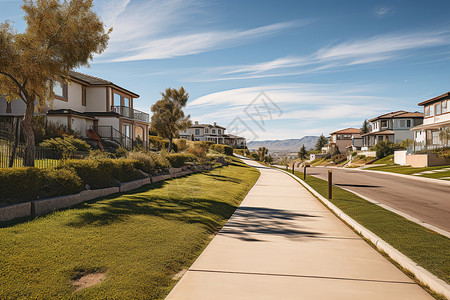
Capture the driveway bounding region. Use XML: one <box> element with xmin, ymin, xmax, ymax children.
<box><xmin>301</xmin><ymin>166</ymin><xmax>450</xmax><ymax>232</ymax></box>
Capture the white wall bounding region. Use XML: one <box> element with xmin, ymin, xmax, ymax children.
<box><xmin>52</xmin><ymin>81</ymin><xmax>85</xmax><ymax>112</ymax></box>
<box><xmin>97</xmin><ymin>116</ymin><xmax>120</xmax><ymax>130</ymax></box>
<box><xmin>71</xmin><ymin>117</ymin><xmax>88</xmax><ymax>137</ymax></box>
<box><xmin>394</xmin><ymin>150</ymin><xmax>407</xmax><ymax>165</ymax></box>
<box><xmin>86</xmin><ymin>87</ymin><xmax>108</xmax><ymax>112</ymax></box>
<box><xmin>414</xmin><ymin>130</ymin><xmax>426</xmax><ymax>144</ymax></box>
<box><xmin>47</xmin><ymin>115</ymin><xmax>68</xmax><ymax>128</ymax></box>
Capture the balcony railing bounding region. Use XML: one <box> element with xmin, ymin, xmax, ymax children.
<box><xmin>111</xmin><ymin>106</ymin><xmax>149</xmax><ymax>123</ymax></box>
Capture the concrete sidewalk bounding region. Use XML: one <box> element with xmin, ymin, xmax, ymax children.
<box><xmin>166</xmin><ymin>158</ymin><xmax>432</xmax><ymax>299</ymax></box>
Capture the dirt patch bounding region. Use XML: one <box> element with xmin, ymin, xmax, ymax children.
<box><xmin>72</xmin><ymin>269</ymin><xmax>107</xmax><ymax>291</ymax></box>
<box><xmin>171</xmin><ymin>269</ymin><xmax>188</xmax><ymax>280</ymax></box>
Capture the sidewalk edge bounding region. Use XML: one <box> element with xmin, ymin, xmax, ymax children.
<box><xmin>278</xmin><ymin>168</ymin><xmax>450</xmax><ymax>299</ymax></box>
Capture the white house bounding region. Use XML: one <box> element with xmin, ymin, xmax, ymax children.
<box><xmin>411</xmin><ymin>92</ymin><xmax>450</xmax><ymax>150</ymax></box>
<box><xmin>0</xmin><ymin>71</ymin><xmax>150</xmax><ymax>149</ymax></box>
<box><xmin>361</xmin><ymin>111</ymin><xmax>423</xmax><ymax>150</ymax></box>
<box><xmin>179</xmin><ymin>121</ymin><xmax>246</xmax><ymax>148</ymax></box>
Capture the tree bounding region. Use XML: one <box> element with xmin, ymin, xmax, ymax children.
<box><xmin>298</xmin><ymin>144</ymin><xmax>308</xmax><ymax>160</ymax></box>
<box><xmin>257</xmin><ymin>147</ymin><xmax>268</xmax><ymax>162</ymax></box>
<box><xmin>361</xmin><ymin>119</ymin><xmax>371</xmax><ymax>134</ymax></box>
<box><xmin>150</xmin><ymin>87</ymin><xmax>192</xmax><ymax>152</ymax></box>
<box><xmin>373</xmin><ymin>140</ymin><xmax>395</xmax><ymax>158</ymax></box>
<box><xmin>0</xmin><ymin>0</ymin><xmax>110</xmax><ymax>166</ymax></box>
<box><xmin>315</xmin><ymin>134</ymin><xmax>328</xmax><ymax>151</ymax></box>
<box><xmin>439</xmin><ymin>127</ymin><xmax>450</xmax><ymax>146</ymax></box>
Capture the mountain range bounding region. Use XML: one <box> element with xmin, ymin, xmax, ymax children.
<box><xmin>247</xmin><ymin>136</ymin><xmax>319</xmax><ymax>152</ymax></box>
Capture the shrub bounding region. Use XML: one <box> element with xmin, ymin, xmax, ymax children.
<box><xmin>351</xmin><ymin>151</ymin><xmax>357</xmax><ymax>157</ymax></box>
<box><xmin>357</xmin><ymin>155</ymin><xmax>366</xmax><ymax>159</ymax></box>
<box><xmin>250</xmin><ymin>153</ymin><xmax>259</xmax><ymax>160</ymax></box>
<box><xmin>331</xmin><ymin>154</ymin><xmax>347</xmax><ymax>164</ymax></box>
<box><xmin>0</xmin><ymin>167</ymin><xmax>82</xmax><ymax>204</ymax></box>
<box><xmin>211</xmin><ymin>144</ymin><xmax>233</xmax><ymax>156</ymax></box>
<box><xmin>373</xmin><ymin>140</ymin><xmax>395</xmax><ymax>158</ymax></box>
<box><xmin>233</xmin><ymin>149</ymin><xmax>250</xmax><ymax>156</ymax></box>
<box><xmin>166</xmin><ymin>153</ymin><xmax>198</xmax><ymax>168</ymax></box>
<box><xmin>174</xmin><ymin>139</ymin><xmax>188</xmax><ymax>152</ymax></box>
<box><xmin>128</xmin><ymin>151</ymin><xmax>170</xmax><ymax>173</ymax></box>
<box><xmin>89</xmin><ymin>149</ymin><xmax>113</xmax><ymax>159</ymax></box>
<box><xmin>108</xmin><ymin>159</ymin><xmax>143</xmax><ymax>183</ymax></box>
<box><xmin>149</xmin><ymin>135</ymin><xmax>178</xmax><ymax>151</ymax></box>
<box><xmin>114</xmin><ymin>147</ymin><xmax>128</xmax><ymax>158</ymax></box>
<box><xmin>40</xmin><ymin>135</ymin><xmax>91</xmax><ymax>159</ymax></box>
<box><xmin>194</xmin><ymin>141</ymin><xmax>214</xmax><ymax>149</ymax></box>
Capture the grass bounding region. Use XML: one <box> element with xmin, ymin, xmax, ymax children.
<box><xmin>0</xmin><ymin>157</ymin><xmax>260</xmax><ymax>299</ymax></box>
<box><xmin>372</xmin><ymin>154</ymin><xmax>395</xmax><ymax>165</ymax></box>
<box><xmin>365</xmin><ymin>164</ymin><xmax>450</xmax><ymax>179</ymax></box>
<box><xmin>276</xmin><ymin>167</ymin><xmax>450</xmax><ymax>286</ymax></box>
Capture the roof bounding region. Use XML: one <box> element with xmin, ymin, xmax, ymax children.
<box><xmin>418</xmin><ymin>92</ymin><xmax>450</xmax><ymax>106</ymax></box>
<box><xmin>410</xmin><ymin>119</ymin><xmax>450</xmax><ymax>131</ymax></box>
<box><xmin>361</xmin><ymin>130</ymin><xmax>395</xmax><ymax>136</ymax></box>
<box><xmin>68</xmin><ymin>71</ymin><xmax>140</xmax><ymax>98</ymax></box>
<box><xmin>368</xmin><ymin>110</ymin><xmax>423</xmax><ymax>122</ymax></box>
<box><xmin>191</xmin><ymin>123</ymin><xmax>226</xmax><ymax>130</ymax></box>
<box><xmin>224</xmin><ymin>134</ymin><xmax>245</xmax><ymax>139</ymax></box>
<box><xmin>330</xmin><ymin>128</ymin><xmax>361</xmax><ymax>135</ymax></box>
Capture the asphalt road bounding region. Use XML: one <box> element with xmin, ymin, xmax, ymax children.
<box><xmin>299</xmin><ymin>166</ymin><xmax>450</xmax><ymax>233</ymax></box>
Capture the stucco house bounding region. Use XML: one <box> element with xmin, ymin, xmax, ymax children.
<box><xmin>411</xmin><ymin>92</ymin><xmax>450</xmax><ymax>150</ymax></box>
<box><xmin>325</xmin><ymin>128</ymin><xmax>361</xmax><ymax>154</ymax></box>
<box><xmin>0</xmin><ymin>71</ymin><xmax>149</xmax><ymax>149</ymax></box>
<box><xmin>179</xmin><ymin>121</ymin><xmax>246</xmax><ymax>148</ymax></box>
<box><xmin>361</xmin><ymin>111</ymin><xmax>423</xmax><ymax>150</ymax></box>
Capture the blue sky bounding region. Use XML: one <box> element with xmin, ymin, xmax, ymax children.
<box><xmin>1</xmin><ymin>0</ymin><xmax>450</xmax><ymax>140</ymax></box>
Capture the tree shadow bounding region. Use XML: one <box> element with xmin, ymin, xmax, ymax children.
<box><xmin>218</xmin><ymin>206</ymin><xmax>322</xmax><ymax>242</ymax></box>
<box><xmin>204</xmin><ymin>173</ymin><xmax>241</xmax><ymax>184</ymax></box>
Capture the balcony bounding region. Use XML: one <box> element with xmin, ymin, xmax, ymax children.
<box><xmin>111</xmin><ymin>106</ymin><xmax>149</xmax><ymax>123</ymax></box>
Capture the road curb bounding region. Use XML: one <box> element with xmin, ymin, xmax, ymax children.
<box><xmin>277</xmin><ymin>168</ymin><xmax>450</xmax><ymax>299</ymax></box>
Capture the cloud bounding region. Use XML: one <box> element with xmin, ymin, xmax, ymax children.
<box><xmin>93</xmin><ymin>0</ymin><xmax>305</xmax><ymax>61</ymax></box>
<box><xmin>186</xmin><ymin>29</ymin><xmax>450</xmax><ymax>82</ymax></box>
<box><xmin>375</xmin><ymin>6</ymin><xmax>394</xmax><ymax>18</ymax></box>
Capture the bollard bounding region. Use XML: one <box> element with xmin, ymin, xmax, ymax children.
<box><xmin>328</xmin><ymin>170</ymin><xmax>332</xmax><ymax>199</ymax></box>
<box><xmin>286</xmin><ymin>165</ymin><xmax>288</xmax><ymax>171</ymax></box>
<box><xmin>292</xmin><ymin>164</ymin><xmax>294</xmax><ymax>174</ymax></box>
<box><xmin>303</xmin><ymin>166</ymin><xmax>306</xmax><ymax>181</ymax></box>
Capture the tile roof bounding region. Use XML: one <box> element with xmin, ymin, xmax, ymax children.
<box><xmin>191</xmin><ymin>123</ymin><xmax>226</xmax><ymax>130</ymax></box>
<box><xmin>369</xmin><ymin>110</ymin><xmax>423</xmax><ymax>122</ymax></box>
<box><xmin>361</xmin><ymin>130</ymin><xmax>395</xmax><ymax>136</ymax></box>
<box><xmin>330</xmin><ymin>128</ymin><xmax>361</xmax><ymax>135</ymax></box>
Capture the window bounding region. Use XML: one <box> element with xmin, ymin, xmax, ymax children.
<box><xmin>425</xmin><ymin>106</ymin><xmax>430</xmax><ymax>117</ymax></box>
<box><xmin>124</xmin><ymin>97</ymin><xmax>130</xmax><ymax>107</ymax></box>
<box><xmin>430</xmin><ymin>105</ymin><xmax>434</xmax><ymax>116</ymax></box>
<box><xmin>53</xmin><ymin>81</ymin><xmax>67</xmax><ymax>100</ymax></box>
<box><xmin>407</xmin><ymin>120</ymin><xmax>411</xmax><ymax>127</ymax></box>
<box><xmin>82</xmin><ymin>86</ymin><xmax>87</xmax><ymax>106</ymax></box>
<box><xmin>381</xmin><ymin>120</ymin><xmax>388</xmax><ymax>128</ymax></box>
<box><xmin>195</xmin><ymin>129</ymin><xmax>200</xmax><ymax>135</ymax></box>
<box><xmin>114</xmin><ymin>93</ymin><xmax>121</xmax><ymax>106</ymax></box>
<box><xmin>218</xmin><ymin>129</ymin><xmax>222</xmax><ymax>134</ymax></box>
<box><xmin>212</xmin><ymin>129</ymin><xmax>216</xmax><ymax>134</ymax></box>
<box><xmin>442</xmin><ymin>100</ymin><xmax>448</xmax><ymax>112</ymax></box>
<box><xmin>204</xmin><ymin>128</ymin><xmax>209</xmax><ymax>133</ymax></box>
<box><xmin>435</xmin><ymin>102</ymin><xmax>442</xmax><ymax>115</ymax></box>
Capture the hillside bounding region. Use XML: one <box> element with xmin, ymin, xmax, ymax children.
<box><xmin>247</xmin><ymin>136</ymin><xmax>319</xmax><ymax>152</ymax></box>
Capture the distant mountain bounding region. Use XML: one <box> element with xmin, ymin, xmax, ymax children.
<box><xmin>247</xmin><ymin>136</ymin><xmax>319</xmax><ymax>152</ymax></box>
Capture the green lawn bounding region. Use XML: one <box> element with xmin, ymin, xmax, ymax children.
<box><xmin>277</xmin><ymin>167</ymin><xmax>450</xmax><ymax>289</ymax></box>
<box><xmin>365</xmin><ymin>164</ymin><xmax>450</xmax><ymax>179</ymax></box>
<box><xmin>372</xmin><ymin>154</ymin><xmax>395</xmax><ymax>165</ymax></box>
<box><xmin>0</xmin><ymin>158</ymin><xmax>260</xmax><ymax>299</ymax></box>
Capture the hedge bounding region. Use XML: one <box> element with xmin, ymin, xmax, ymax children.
<box><xmin>149</xmin><ymin>135</ymin><xmax>178</xmax><ymax>151</ymax></box>
<box><xmin>128</xmin><ymin>151</ymin><xmax>170</xmax><ymax>173</ymax></box>
<box><xmin>166</xmin><ymin>153</ymin><xmax>198</xmax><ymax>168</ymax></box>
<box><xmin>211</xmin><ymin>144</ymin><xmax>233</xmax><ymax>156</ymax></box>
<box><xmin>59</xmin><ymin>159</ymin><xmax>143</xmax><ymax>189</ymax></box>
<box><xmin>0</xmin><ymin>167</ymin><xmax>82</xmax><ymax>204</ymax></box>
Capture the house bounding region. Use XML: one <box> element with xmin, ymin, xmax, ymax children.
<box><xmin>179</xmin><ymin>121</ymin><xmax>246</xmax><ymax>148</ymax></box>
<box><xmin>326</xmin><ymin>128</ymin><xmax>361</xmax><ymax>154</ymax></box>
<box><xmin>0</xmin><ymin>71</ymin><xmax>149</xmax><ymax>149</ymax></box>
<box><xmin>361</xmin><ymin>111</ymin><xmax>423</xmax><ymax>150</ymax></box>
<box><xmin>411</xmin><ymin>92</ymin><xmax>450</xmax><ymax>151</ymax></box>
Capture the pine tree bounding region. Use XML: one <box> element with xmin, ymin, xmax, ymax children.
<box><xmin>315</xmin><ymin>134</ymin><xmax>328</xmax><ymax>151</ymax></box>
<box><xmin>298</xmin><ymin>144</ymin><xmax>308</xmax><ymax>160</ymax></box>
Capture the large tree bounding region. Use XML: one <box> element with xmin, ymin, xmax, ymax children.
<box><xmin>257</xmin><ymin>146</ymin><xmax>268</xmax><ymax>162</ymax></box>
<box><xmin>0</xmin><ymin>0</ymin><xmax>110</xmax><ymax>166</ymax></box>
<box><xmin>298</xmin><ymin>144</ymin><xmax>308</xmax><ymax>160</ymax></box>
<box><xmin>361</xmin><ymin>119</ymin><xmax>371</xmax><ymax>134</ymax></box>
<box><xmin>150</xmin><ymin>87</ymin><xmax>192</xmax><ymax>152</ymax></box>
<box><xmin>315</xmin><ymin>134</ymin><xmax>328</xmax><ymax>151</ymax></box>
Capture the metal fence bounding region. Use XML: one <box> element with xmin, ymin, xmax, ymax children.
<box><xmin>0</xmin><ymin>142</ymin><xmax>86</xmax><ymax>168</ymax></box>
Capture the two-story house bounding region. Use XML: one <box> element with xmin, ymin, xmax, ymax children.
<box><xmin>179</xmin><ymin>121</ymin><xmax>246</xmax><ymax>148</ymax></box>
<box><xmin>361</xmin><ymin>111</ymin><xmax>423</xmax><ymax>150</ymax></box>
<box><xmin>0</xmin><ymin>71</ymin><xmax>149</xmax><ymax>149</ymax></box>
<box><xmin>411</xmin><ymin>92</ymin><xmax>450</xmax><ymax>150</ymax></box>
<box><xmin>325</xmin><ymin>128</ymin><xmax>361</xmax><ymax>154</ymax></box>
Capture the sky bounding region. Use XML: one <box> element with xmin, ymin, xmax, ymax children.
<box><xmin>1</xmin><ymin>0</ymin><xmax>450</xmax><ymax>141</ymax></box>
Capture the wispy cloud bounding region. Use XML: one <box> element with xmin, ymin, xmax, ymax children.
<box><xmin>375</xmin><ymin>6</ymin><xmax>394</xmax><ymax>18</ymax></box>
<box><xmin>94</xmin><ymin>0</ymin><xmax>305</xmax><ymax>62</ymax></box>
<box><xmin>186</xmin><ymin>29</ymin><xmax>450</xmax><ymax>82</ymax></box>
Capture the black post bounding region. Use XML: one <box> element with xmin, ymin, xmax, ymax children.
<box><xmin>303</xmin><ymin>166</ymin><xmax>306</xmax><ymax>181</ymax></box>
<box><xmin>285</xmin><ymin>165</ymin><xmax>288</xmax><ymax>171</ymax></box>
<box><xmin>291</xmin><ymin>163</ymin><xmax>294</xmax><ymax>174</ymax></box>
<box><xmin>328</xmin><ymin>170</ymin><xmax>332</xmax><ymax>199</ymax></box>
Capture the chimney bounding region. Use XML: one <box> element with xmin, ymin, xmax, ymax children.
<box><xmin>214</xmin><ymin>122</ymin><xmax>217</xmax><ymax>126</ymax></box>
<box><xmin>195</xmin><ymin>121</ymin><xmax>198</xmax><ymax>125</ymax></box>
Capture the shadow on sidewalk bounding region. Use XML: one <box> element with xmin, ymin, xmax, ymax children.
<box><xmin>219</xmin><ymin>206</ymin><xmax>322</xmax><ymax>242</ymax></box>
